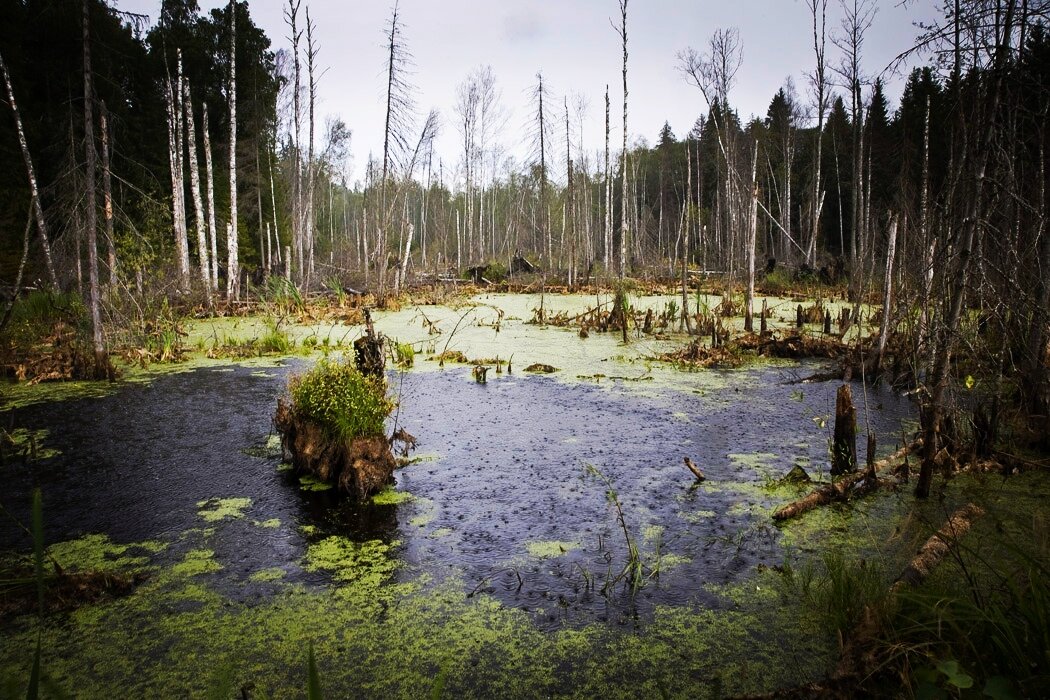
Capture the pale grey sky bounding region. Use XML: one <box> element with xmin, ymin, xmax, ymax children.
<box><xmin>120</xmin><ymin>0</ymin><xmax>940</xmax><ymax>185</ymax></box>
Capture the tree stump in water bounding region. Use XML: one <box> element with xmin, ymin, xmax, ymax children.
<box><xmin>796</xmin><ymin>304</ymin><xmax>804</xmax><ymax>329</ymax></box>
<box><xmin>354</xmin><ymin>309</ymin><xmax>385</xmax><ymax>378</ymax></box>
<box><xmin>274</xmin><ymin>399</ymin><xmax>395</xmax><ymax>500</ymax></box>
<box><xmin>831</xmin><ymin>384</ymin><xmax>858</xmax><ymax>476</ymax></box>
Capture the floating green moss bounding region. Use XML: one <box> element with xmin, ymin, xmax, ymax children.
<box><xmin>526</xmin><ymin>541</ymin><xmax>580</xmax><ymax>559</ymax></box>
<box><xmin>248</xmin><ymin>568</ymin><xmax>287</xmax><ymax>583</ymax></box>
<box><xmin>372</xmin><ymin>487</ymin><xmax>414</xmax><ymax>505</ymax></box>
<box><xmin>298</xmin><ymin>475</ymin><xmax>333</xmax><ymax>492</ymax></box>
<box><xmin>255</xmin><ymin>519</ymin><xmax>281</xmax><ymax>529</ymax></box>
<box><xmin>44</xmin><ymin>534</ymin><xmax>166</xmax><ymax>573</ymax></box>
<box><xmin>196</xmin><ymin>498</ymin><xmax>252</xmax><ymax>522</ymax></box>
<box><xmin>170</xmin><ymin>549</ymin><xmax>221</xmax><ymax>578</ymax></box>
<box><xmin>303</xmin><ymin>536</ymin><xmax>400</xmax><ymax>591</ymax></box>
<box><xmin>1</xmin><ymin>428</ymin><xmax>61</xmax><ymax>460</ymax></box>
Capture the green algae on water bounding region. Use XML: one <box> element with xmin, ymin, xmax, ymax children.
<box><xmin>196</xmin><ymin>497</ymin><xmax>252</xmax><ymax>522</ymax></box>
<box><xmin>170</xmin><ymin>549</ymin><xmax>222</xmax><ymax>578</ymax></box>
<box><xmin>1</xmin><ymin>427</ymin><xmax>61</xmax><ymax>460</ymax></box>
<box><xmin>372</xmin><ymin>486</ymin><xmax>414</xmax><ymax>505</ymax></box>
<box><xmin>298</xmin><ymin>474</ymin><xmax>333</xmax><ymax>492</ymax></box>
<box><xmin>303</xmin><ymin>536</ymin><xmax>399</xmax><ymax>588</ymax></box>
<box><xmin>526</xmin><ymin>540</ymin><xmax>580</xmax><ymax>559</ymax></box>
<box><xmin>255</xmin><ymin>519</ymin><xmax>281</xmax><ymax>529</ymax></box>
<box><xmin>44</xmin><ymin>534</ymin><xmax>167</xmax><ymax>573</ymax></box>
<box><xmin>248</xmin><ymin>567</ymin><xmax>287</xmax><ymax>583</ymax></box>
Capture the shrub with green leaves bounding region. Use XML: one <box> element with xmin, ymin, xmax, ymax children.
<box><xmin>289</xmin><ymin>358</ymin><xmax>393</xmax><ymax>442</ymax></box>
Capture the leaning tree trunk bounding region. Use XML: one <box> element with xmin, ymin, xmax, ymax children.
<box><xmin>876</xmin><ymin>215</ymin><xmax>898</xmax><ymax>374</ymax></box>
<box><xmin>0</xmin><ymin>50</ymin><xmax>59</xmax><ymax>289</ymax></box>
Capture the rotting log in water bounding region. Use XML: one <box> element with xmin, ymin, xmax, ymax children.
<box><xmin>274</xmin><ymin>399</ymin><xmax>396</xmax><ymax>500</ymax></box>
<box><xmin>891</xmin><ymin>503</ymin><xmax>986</xmax><ymax>593</ymax></box>
<box><xmin>683</xmin><ymin>456</ymin><xmax>706</xmax><ymax>482</ymax></box>
<box><xmin>772</xmin><ymin>441</ymin><xmax>920</xmax><ymax>522</ymax></box>
<box><xmin>831</xmin><ymin>385</ymin><xmax>857</xmax><ymax>476</ymax></box>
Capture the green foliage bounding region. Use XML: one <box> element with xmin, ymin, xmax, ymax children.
<box><xmin>483</xmin><ymin>262</ymin><xmax>508</xmax><ymax>283</ymax></box>
<box><xmin>762</xmin><ymin>266</ymin><xmax>795</xmax><ymax>295</ymax></box>
<box><xmin>257</xmin><ymin>321</ymin><xmax>294</xmax><ymax>354</ymax></box>
<box><xmin>4</xmin><ymin>292</ymin><xmax>87</xmax><ymax>347</ymax></box>
<box><xmin>264</xmin><ymin>276</ymin><xmax>305</xmax><ymax>315</ymax></box>
<box><xmin>307</xmin><ymin>642</ymin><xmax>323</xmax><ymax>700</ymax></box>
<box><xmin>781</xmin><ymin>550</ymin><xmax>888</xmax><ymax>637</ymax></box>
<box><xmin>289</xmin><ymin>358</ymin><xmax>393</xmax><ymax>442</ymax></box>
<box><xmin>393</xmin><ymin>341</ymin><xmax>415</xmax><ymax>368</ymax></box>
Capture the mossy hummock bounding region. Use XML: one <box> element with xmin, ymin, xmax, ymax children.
<box><xmin>275</xmin><ymin>357</ymin><xmax>396</xmax><ymax>499</ymax></box>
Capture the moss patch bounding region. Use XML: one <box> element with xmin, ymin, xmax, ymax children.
<box><xmin>526</xmin><ymin>541</ymin><xmax>580</xmax><ymax>559</ymax></box>
<box><xmin>196</xmin><ymin>498</ymin><xmax>252</xmax><ymax>522</ymax></box>
<box><xmin>372</xmin><ymin>487</ymin><xmax>414</xmax><ymax>506</ymax></box>
<box><xmin>303</xmin><ymin>536</ymin><xmax>400</xmax><ymax>588</ymax></box>
<box><xmin>1</xmin><ymin>428</ymin><xmax>61</xmax><ymax>460</ymax></box>
<box><xmin>170</xmin><ymin>549</ymin><xmax>221</xmax><ymax>578</ymax></box>
<box><xmin>248</xmin><ymin>568</ymin><xmax>287</xmax><ymax>583</ymax></box>
<box><xmin>298</xmin><ymin>474</ymin><xmax>333</xmax><ymax>492</ymax></box>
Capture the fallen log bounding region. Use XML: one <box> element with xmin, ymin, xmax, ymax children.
<box><xmin>772</xmin><ymin>441</ymin><xmax>920</xmax><ymax>522</ymax></box>
<box><xmin>891</xmin><ymin>503</ymin><xmax>986</xmax><ymax>592</ymax></box>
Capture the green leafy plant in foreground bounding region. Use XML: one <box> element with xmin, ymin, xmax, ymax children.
<box><xmin>289</xmin><ymin>358</ymin><xmax>393</xmax><ymax>442</ymax></box>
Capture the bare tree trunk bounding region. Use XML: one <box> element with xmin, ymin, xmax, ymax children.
<box><xmin>99</xmin><ymin>101</ymin><xmax>117</xmax><ymax>286</ymax></box>
<box><xmin>165</xmin><ymin>57</ymin><xmax>190</xmax><ymax>292</ymax></box>
<box><xmin>876</xmin><ymin>215</ymin><xmax>898</xmax><ymax>373</ymax></box>
<box><xmin>82</xmin><ymin>0</ymin><xmax>103</xmax><ymax>362</ymax></box>
<box><xmin>268</xmin><ymin>146</ymin><xmax>281</xmax><ymax>268</ymax></box>
<box><xmin>604</xmin><ymin>85</ymin><xmax>612</xmax><ymax>274</ymax></box>
<box><xmin>0</xmin><ymin>51</ymin><xmax>59</xmax><ymax>289</ymax></box>
<box><xmin>618</xmin><ymin>0</ymin><xmax>629</xmax><ymax>282</ymax></box>
<box><xmin>305</xmin><ymin>8</ymin><xmax>318</xmax><ymax>288</ymax></box>
<box><xmin>227</xmin><ymin>0</ymin><xmax>239</xmax><ymax>301</ymax></box>
<box><xmin>745</xmin><ymin>140</ymin><xmax>759</xmax><ymax>332</ymax></box>
<box><xmin>286</xmin><ymin>0</ymin><xmax>303</xmax><ymax>283</ymax></box>
<box><xmin>0</xmin><ymin>202</ymin><xmax>34</xmax><ymax>333</ymax></box>
<box><xmin>202</xmin><ymin>106</ymin><xmax>219</xmax><ymax>291</ymax></box>
<box><xmin>183</xmin><ymin>80</ymin><xmax>212</xmax><ymax>307</ymax></box>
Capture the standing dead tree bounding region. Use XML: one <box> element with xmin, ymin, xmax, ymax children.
<box><xmin>377</xmin><ymin>0</ymin><xmax>416</xmax><ymax>294</ymax></box>
<box><xmin>803</xmin><ymin>0</ymin><xmax>830</xmax><ymax>266</ymax></box>
<box><xmin>0</xmin><ymin>51</ymin><xmax>60</xmax><ymax>289</ymax></box>
<box><xmin>226</xmin><ymin>0</ymin><xmax>240</xmax><ymax>301</ymax></box>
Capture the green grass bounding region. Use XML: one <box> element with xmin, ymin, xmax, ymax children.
<box><xmin>289</xmin><ymin>358</ymin><xmax>393</xmax><ymax>442</ymax></box>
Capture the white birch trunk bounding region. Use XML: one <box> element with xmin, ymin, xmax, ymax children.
<box><xmin>226</xmin><ymin>1</ymin><xmax>239</xmax><ymax>300</ymax></box>
<box><xmin>203</xmin><ymin>106</ymin><xmax>219</xmax><ymax>291</ymax></box>
<box><xmin>183</xmin><ymin>80</ymin><xmax>212</xmax><ymax>306</ymax></box>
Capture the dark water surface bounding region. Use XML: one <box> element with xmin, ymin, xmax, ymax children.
<box><xmin>1</xmin><ymin>359</ymin><xmax>914</xmax><ymax>626</ymax></box>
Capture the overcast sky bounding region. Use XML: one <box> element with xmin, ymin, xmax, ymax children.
<box><xmin>119</xmin><ymin>0</ymin><xmax>940</xmax><ymax>185</ymax></box>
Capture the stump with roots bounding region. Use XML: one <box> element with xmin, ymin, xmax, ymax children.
<box><xmin>275</xmin><ymin>399</ymin><xmax>395</xmax><ymax>500</ymax></box>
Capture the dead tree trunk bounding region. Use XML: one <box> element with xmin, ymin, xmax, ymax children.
<box><xmin>166</xmin><ymin>60</ymin><xmax>190</xmax><ymax>293</ymax></box>
<box><xmin>831</xmin><ymin>384</ymin><xmax>857</xmax><ymax>475</ymax></box>
<box><xmin>875</xmin><ymin>215</ymin><xmax>898</xmax><ymax>373</ymax></box>
<box><xmin>82</xmin><ymin>0</ymin><xmax>104</xmax><ymax>365</ymax></box>
<box><xmin>618</xmin><ymin>0</ymin><xmax>629</xmax><ymax>282</ymax></box>
<box><xmin>99</xmin><ymin>101</ymin><xmax>117</xmax><ymax>286</ymax></box>
<box><xmin>203</xmin><ymin>105</ymin><xmax>219</xmax><ymax>291</ymax></box>
<box><xmin>744</xmin><ymin>140</ymin><xmax>759</xmax><ymax>332</ymax></box>
<box><xmin>183</xmin><ymin>81</ymin><xmax>212</xmax><ymax>307</ymax></box>
<box><xmin>226</xmin><ymin>0</ymin><xmax>239</xmax><ymax>301</ymax></box>
<box><xmin>0</xmin><ymin>51</ymin><xmax>59</xmax><ymax>288</ymax></box>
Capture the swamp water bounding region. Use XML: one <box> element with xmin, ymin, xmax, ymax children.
<box><xmin>1</xmin><ymin>293</ymin><xmax>923</xmax><ymax>697</ymax></box>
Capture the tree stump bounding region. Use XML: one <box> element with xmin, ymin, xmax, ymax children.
<box><xmin>831</xmin><ymin>384</ymin><xmax>857</xmax><ymax>476</ymax></box>
<box><xmin>354</xmin><ymin>309</ymin><xmax>385</xmax><ymax>378</ymax></box>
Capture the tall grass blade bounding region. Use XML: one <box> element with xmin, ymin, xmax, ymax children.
<box><xmin>307</xmin><ymin>641</ymin><xmax>323</xmax><ymax>700</ymax></box>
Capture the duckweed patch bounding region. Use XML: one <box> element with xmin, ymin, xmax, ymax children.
<box><xmin>196</xmin><ymin>497</ymin><xmax>252</xmax><ymax>522</ymax></box>
<box><xmin>298</xmin><ymin>474</ymin><xmax>333</xmax><ymax>492</ymax></box>
<box><xmin>46</xmin><ymin>534</ymin><xmax>167</xmax><ymax>573</ymax></box>
<box><xmin>1</xmin><ymin>427</ymin><xmax>61</xmax><ymax>460</ymax></box>
<box><xmin>372</xmin><ymin>487</ymin><xmax>415</xmax><ymax>505</ymax></box>
<box><xmin>255</xmin><ymin>519</ymin><xmax>281</xmax><ymax>529</ymax></box>
<box><xmin>170</xmin><ymin>549</ymin><xmax>221</xmax><ymax>578</ymax></box>
<box><xmin>526</xmin><ymin>541</ymin><xmax>580</xmax><ymax>559</ymax></box>
<box><xmin>248</xmin><ymin>568</ymin><xmax>287</xmax><ymax>583</ymax></box>
<box><xmin>303</xmin><ymin>536</ymin><xmax>400</xmax><ymax>587</ymax></box>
